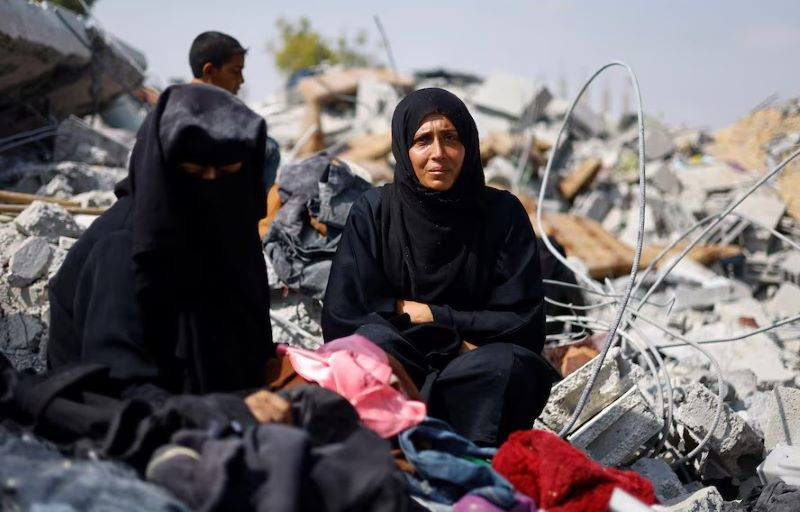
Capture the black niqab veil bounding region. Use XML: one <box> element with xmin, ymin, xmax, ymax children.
<box><xmin>56</xmin><ymin>84</ymin><xmax>273</xmax><ymax>395</ymax></box>
<box><xmin>381</xmin><ymin>88</ymin><xmax>488</xmax><ymax>302</ymax></box>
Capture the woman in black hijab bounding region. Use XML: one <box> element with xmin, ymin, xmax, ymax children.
<box><xmin>322</xmin><ymin>88</ymin><xmax>557</xmax><ymax>446</ymax></box>
<box><xmin>48</xmin><ymin>83</ymin><xmax>275</xmax><ymax>400</ymax></box>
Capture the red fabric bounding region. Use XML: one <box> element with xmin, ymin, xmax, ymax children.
<box><xmin>492</xmin><ymin>430</ymin><xmax>657</xmax><ymax>512</ymax></box>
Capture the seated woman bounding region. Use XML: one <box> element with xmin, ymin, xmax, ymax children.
<box><xmin>322</xmin><ymin>88</ymin><xmax>558</xmax><ymax>446</ymax></box>
<box><xmin>48</xmin><ymin>84</ymin><xmax>278</xmax><ymax>407</ymax></box>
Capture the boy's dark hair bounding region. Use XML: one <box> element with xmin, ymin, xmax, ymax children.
<box><xmin>189</xmin><ymin>31</ymin><xmax>247</xmax><ymax>78</ymax></box>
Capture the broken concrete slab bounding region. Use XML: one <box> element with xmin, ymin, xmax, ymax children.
<box><xmin>7</xmin><ymin>236</ymin><xmax>52</xmax><ymax>288</ymax></box>
<box><xmin>569</xmin><ymin>386</ymin><xmax>661</xmax><ymax>467</ymax></box>
<box><xmin>648</xmin><ymin>160</ymin><xmax>682</xmax><ymax>195</ymax></box>
<box><xmin>71</xmin><ymin>190</ymin><xmax>118</xmax><ymax>208</ymax></box>
<box><xmin>37</xmin><ymin>174</ymin><xmax>74</xmax><ymax>199</ymax></box>
<box><xmin>630</xmin><ymin>458</ymin><xmax>686</xmax><ymax>502</ymax></box>
<box><xmin>0</xmin><ymin>0</ymin><xmax>146</xmax><ymax>136</ymax></box>
<box><xmin>14</xmin><ymin>201</ymin><xmax>83</xmax><ymax>242</ymax></box>
<box><xmin>0</xmin><ymin>311</ymin><xmax>44</xmax><ymax>352</ymax></box>
<box><xmin>53</xmin><ymin>116</ymin><xmax>132</xmax><ymax>168</ymax></box>
<box><xmin>654</xmin><ymin>486</ymin><xmax>724</xmax><ymax>512</ymax></box>
<box><xmin>675</xmin><ymin>163</ymin><xmax>755</xmax><ymax>195</ymax></box>
<box><xmin>471</xmin><ymin>73</ymin><xmax>552</xmax><ymax>120</ymax></box>
<box><xmin>734</xmin><ymin>186</ymin><xmax>787</xmax><ymax>231</ymax></box>
<box><xmin>0</xmin><ymin>225</ymin><xmax>24</xmax><ymax>268</ymax></box>
<box><xmin>765</xmin><ymin>387</ymin><xmax>800</xmax><ymax>451</ymax></box>
<box><xmin>765</xmin><ymin>283</ymin><xmax>800</xmax><ymax>319</ymax></box>
<box><xmin>536</xmin><ymin>347</ymin><xmax>643</xmax><ymax>434</ymax></box>
<box><xmin>354</xmin><ymin>76</ymin><xmax>400</xmax><ymax>134</ymax></box>
<box><xmin>779</xmin><ymin>251</ymin><xmax>800</xmax><ymax>285</ymax></box>
<box><xmin>483</xmin><ymin>156</ymin><xmax>519</xmax><ymax>189</ymax></box>
<box><xmin>672</xmin><ymin>280</ymin><xmax>751</xmax><ymax>311</ymax></box>
<box><xmin>674</xmin><ymin>384</ymin><xmax>763</xmax><ymax>478</ymax></box>
<box><xmin>8</xmin><ymin>279</ymin><xmax>48</xmax><ymax>313</ymax></box>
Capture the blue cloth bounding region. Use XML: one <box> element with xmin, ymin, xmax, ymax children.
<box><xmin>0</xmin><ymin>427</ymin><xmax>188</xmax><ymax>512</ymax></box>
<box><xmin>399</xmin><ymin>417</ymin><xmax>516</xmax><ymax>506</ymax></box>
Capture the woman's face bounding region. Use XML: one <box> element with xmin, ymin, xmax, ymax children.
<box><xmin>408</xmin><ymin>113</ymin><xmax>465</xmax><ymax>191</ymax></box>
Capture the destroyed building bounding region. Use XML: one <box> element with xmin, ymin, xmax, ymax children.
<box><xmin>1</xmin><ymin>1</ymin><xmax>800</xmax><ymax>509</ymax></box>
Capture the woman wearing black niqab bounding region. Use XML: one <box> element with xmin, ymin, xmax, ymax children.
<box><xmin>322</xmin><ymin>88</ymin><xmax>558</xmax><ymax>446</ymax></box>
<box><xmin>48</xmin><ymin>83</ymin><xmax>274</xmax><ymax>399</ymax></box>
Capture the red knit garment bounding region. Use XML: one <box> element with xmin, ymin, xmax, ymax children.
<box><xmin>492</xmin><ymin>430</ymin><xmax>658</xmax><ymax>512</ymax></box>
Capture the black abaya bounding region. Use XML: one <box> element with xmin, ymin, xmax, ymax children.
<box><xmin>322</xmin><ymin>88</ymin><xmax>557</xmax><ymax>445</ymax></box>
<box><xmin>48</xmin><ymin>83</ymin><xmax>273</xmax><ymax>397</ymax></box>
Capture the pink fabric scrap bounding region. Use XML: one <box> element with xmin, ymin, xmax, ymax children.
<box><xmin>277</xmin><ymin>334</ymin><xmax>427</xmax><ymax>438</ymax></box>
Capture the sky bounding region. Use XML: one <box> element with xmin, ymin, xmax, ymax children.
<box><xmin>92</xmin><ymin>0</ymin><xmax>800</xmax><ymax>130</ymax></box>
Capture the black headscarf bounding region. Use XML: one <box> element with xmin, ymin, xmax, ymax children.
<box><xmin>381</xmin><ymin>88</ymin><xmax>489</xmax><ymax>303</ymax></box>
<box><xmin>125</xmin><ymin>83</ymin><xmax>272</xmax><ymax>393</ymax></box>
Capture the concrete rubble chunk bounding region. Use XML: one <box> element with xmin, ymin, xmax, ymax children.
<box><xmin>37</xmin><ymin>174</ymin><xmax>74</xmax><ymax>199</ymax></box>
<box><xmin>647</xmin><ymin>160</ymin><xmax>682</xmax><ymax>195</ymax></box>
<box><xmin>674</xmin><ymin>384</ymin><xmax>763</xmax><ymax>478</ymax></box>
<box><xmin>471</xmin><ymin>73</ymin><xmax>552</xmax><ymax>120</ymax></box>
<box><xmin>0</xmin><ymin>226</ymin><xmax>24</xmax><ymax>268</ymax></box>
<box><xmin>0</xmin><ymin>1</ymin><xmax>145</xmax><ymax>137</ymax></box>
<box><xmin>672</xmin><ymin>280</ymin><xmax>751</xmax><ymax>311</ymax></box>
<box><xmin>655</xmin><ymin>486</ymin><xmax>724</xmax><ymax>512</ymax></box>
<box><xmin>779</xmin><ymin>251</ymin><xmax>800</xmax><ymax>285</ymax></box>
<box><xmin>71</xmin><ymin>190</ymin><xmax>118</xmax><ymax>208</ymax></box>
<box><xmin>765</xmin><ymin>387</ymin><xmax>800</xmax><ymax>451</ymax></box>
<box><xmin>9</xmin><ymin>279</ymin><xmax>48</xmax><ymax>312</ymax></box>
<box><xmin>14</xmin><ymin>201</ymin><xmax>83</xmax><ymax>243</ymax></box>
<box><xmin>0</xmin><ymin>312</ymin><xmax>44</xmax><ymax>352</ymax></box>
<box><xmin>536</xmin><ymin>347</ymin><xmax>642</xmax><ymax>434</ymax></box>
<box><xmin>569</xmin><ymin>386</ymin><xmax>661</xmax><ymax>467</ymax></box>
<box><xmin>630</xmin><ymin>458</ymin><xmax>686</xmax><ymax>502</ymax></box>
<box><xmin>54</xmin><ymin>116</ymin><xmax>132</xmax><ymax>168</ymax></box>
<box><xmin>735</xmin><ymin>186</ymin><xmax>786</xmax><ymax>231</ymax></box>
<box><xmin>765</xmin><ymin>283</ymin><xmax>800</xmax><ymax>319</ymax></box>
<box><xmin>7</xmin><ymin>236</ymin><xmax>52</xmax><ymax>288</ymax></box>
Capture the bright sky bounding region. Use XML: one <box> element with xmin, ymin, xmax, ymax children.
<box><xmin>93</xmin><ymin>0</ymin><xmax>800</xmax><ymax>130</ymax></box>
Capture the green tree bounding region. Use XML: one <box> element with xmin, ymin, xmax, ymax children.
<box><xmin>269</xmin><ymin>17</ymin><xmax>379</xmax><ymax>75</ymax></box>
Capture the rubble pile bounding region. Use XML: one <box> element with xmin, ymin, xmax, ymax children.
<box><xmin>0</xmin><ymin>3</ymin><xmax>799</xmax><ymax>503</ymax></box>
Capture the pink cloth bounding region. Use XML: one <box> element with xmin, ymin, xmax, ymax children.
<box><xmin>277</xmin><ymin>335</ymin><xmax>427</xmax><ymax>438</ymax></box>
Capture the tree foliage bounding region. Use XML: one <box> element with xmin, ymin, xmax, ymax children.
<box><xmin>270</xmin><ymin>17</ymin><xmax>379</xmax><ymax>75</ymax></box>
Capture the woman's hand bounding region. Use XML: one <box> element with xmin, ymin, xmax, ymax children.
<box><xmin>459</xmin><ymin>340</ymin><xmax>478</xmax><ymax>354</ymax></box>
<box><xmin>244</xmin><ymin>390</ymin><xmax>293</xmax><ymax>424</ymax></box>
<box><xmin>396</xmin><ymin>299</ymin><xmax>434</xmax><ymax>324</ymax></box>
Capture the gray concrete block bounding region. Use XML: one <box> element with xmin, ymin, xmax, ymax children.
<box><xmin>630</xmin><ymin>458</ymin><xmax>686</xmax><ymax>502</ymax></box>
<box><xmin>780</xmin><ymin>252</ymin><xmax>800</xmax><ymax>285</ymax></box>
<box><xmin>7</xmin><ymin>237</ymin><xmax>52</xmax><ymax>288</ymax></box>
<box><xmin>0</xmin><ymin>312</ymin><xmax>44</xmax><ymax>352</ymax></box>
<box><xmin>472</xmin><ymin>74</ymin><xmax>552</xmax><ymax>120</ymax></box>
<box><xmin>765</xmin><ymin>283</ymin><xmax>800</xmax><ymax>319</ymax></box>
<box><xmin>674</xmin><ymin>384</ymin><xmax>763</xmax><ymax>478</ymax></box>
<box><xmin>537</xmin><ymin>347</ymin><xmax>642</xmax><ymax>434</ymax></box>
<box><xmin>673</xmin><ymin>281</ymin><xmax>751</xmax><ymax>311</ymax></box>
<box><xmin>36</xmin><ymin>174</ymin><xmax>74</xmax><ymax>199</ymax></box>
<box><xmin>569</xmin><ymin>386</ymin><xmax>662</xmax><ymax>467</ymax></box>
<box><xmin>9</xmin><ymin>279</ymin><xmax>48</xmax><ymax>312</ymax></box>
<box><xmin>53</xmin><ymin>116</ymin><xmax>132</xmax><ymax>168</ymax></box>
<box><xmin>656</xmin><ymin>486</ymin><xmax>724</xmax><ymax>512</ymax></box>
<box><xmin>0</xmin><ymin>225</ymin><xmax>24</xmax><ymax>268</ymax></box>
<box><xmin>14</xmin><ymin>201</ymin><xmax>83</xmax><ymax>243</ymax></box>
<box><xmin>765</xmin><ymin>387</ymin><xmax>800</xmax><ymax>451</ymax></box>
<box><xmin>648</xmin><ymin>160</ymin><xmax>682</xmax><ymax>195</ymax></box>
